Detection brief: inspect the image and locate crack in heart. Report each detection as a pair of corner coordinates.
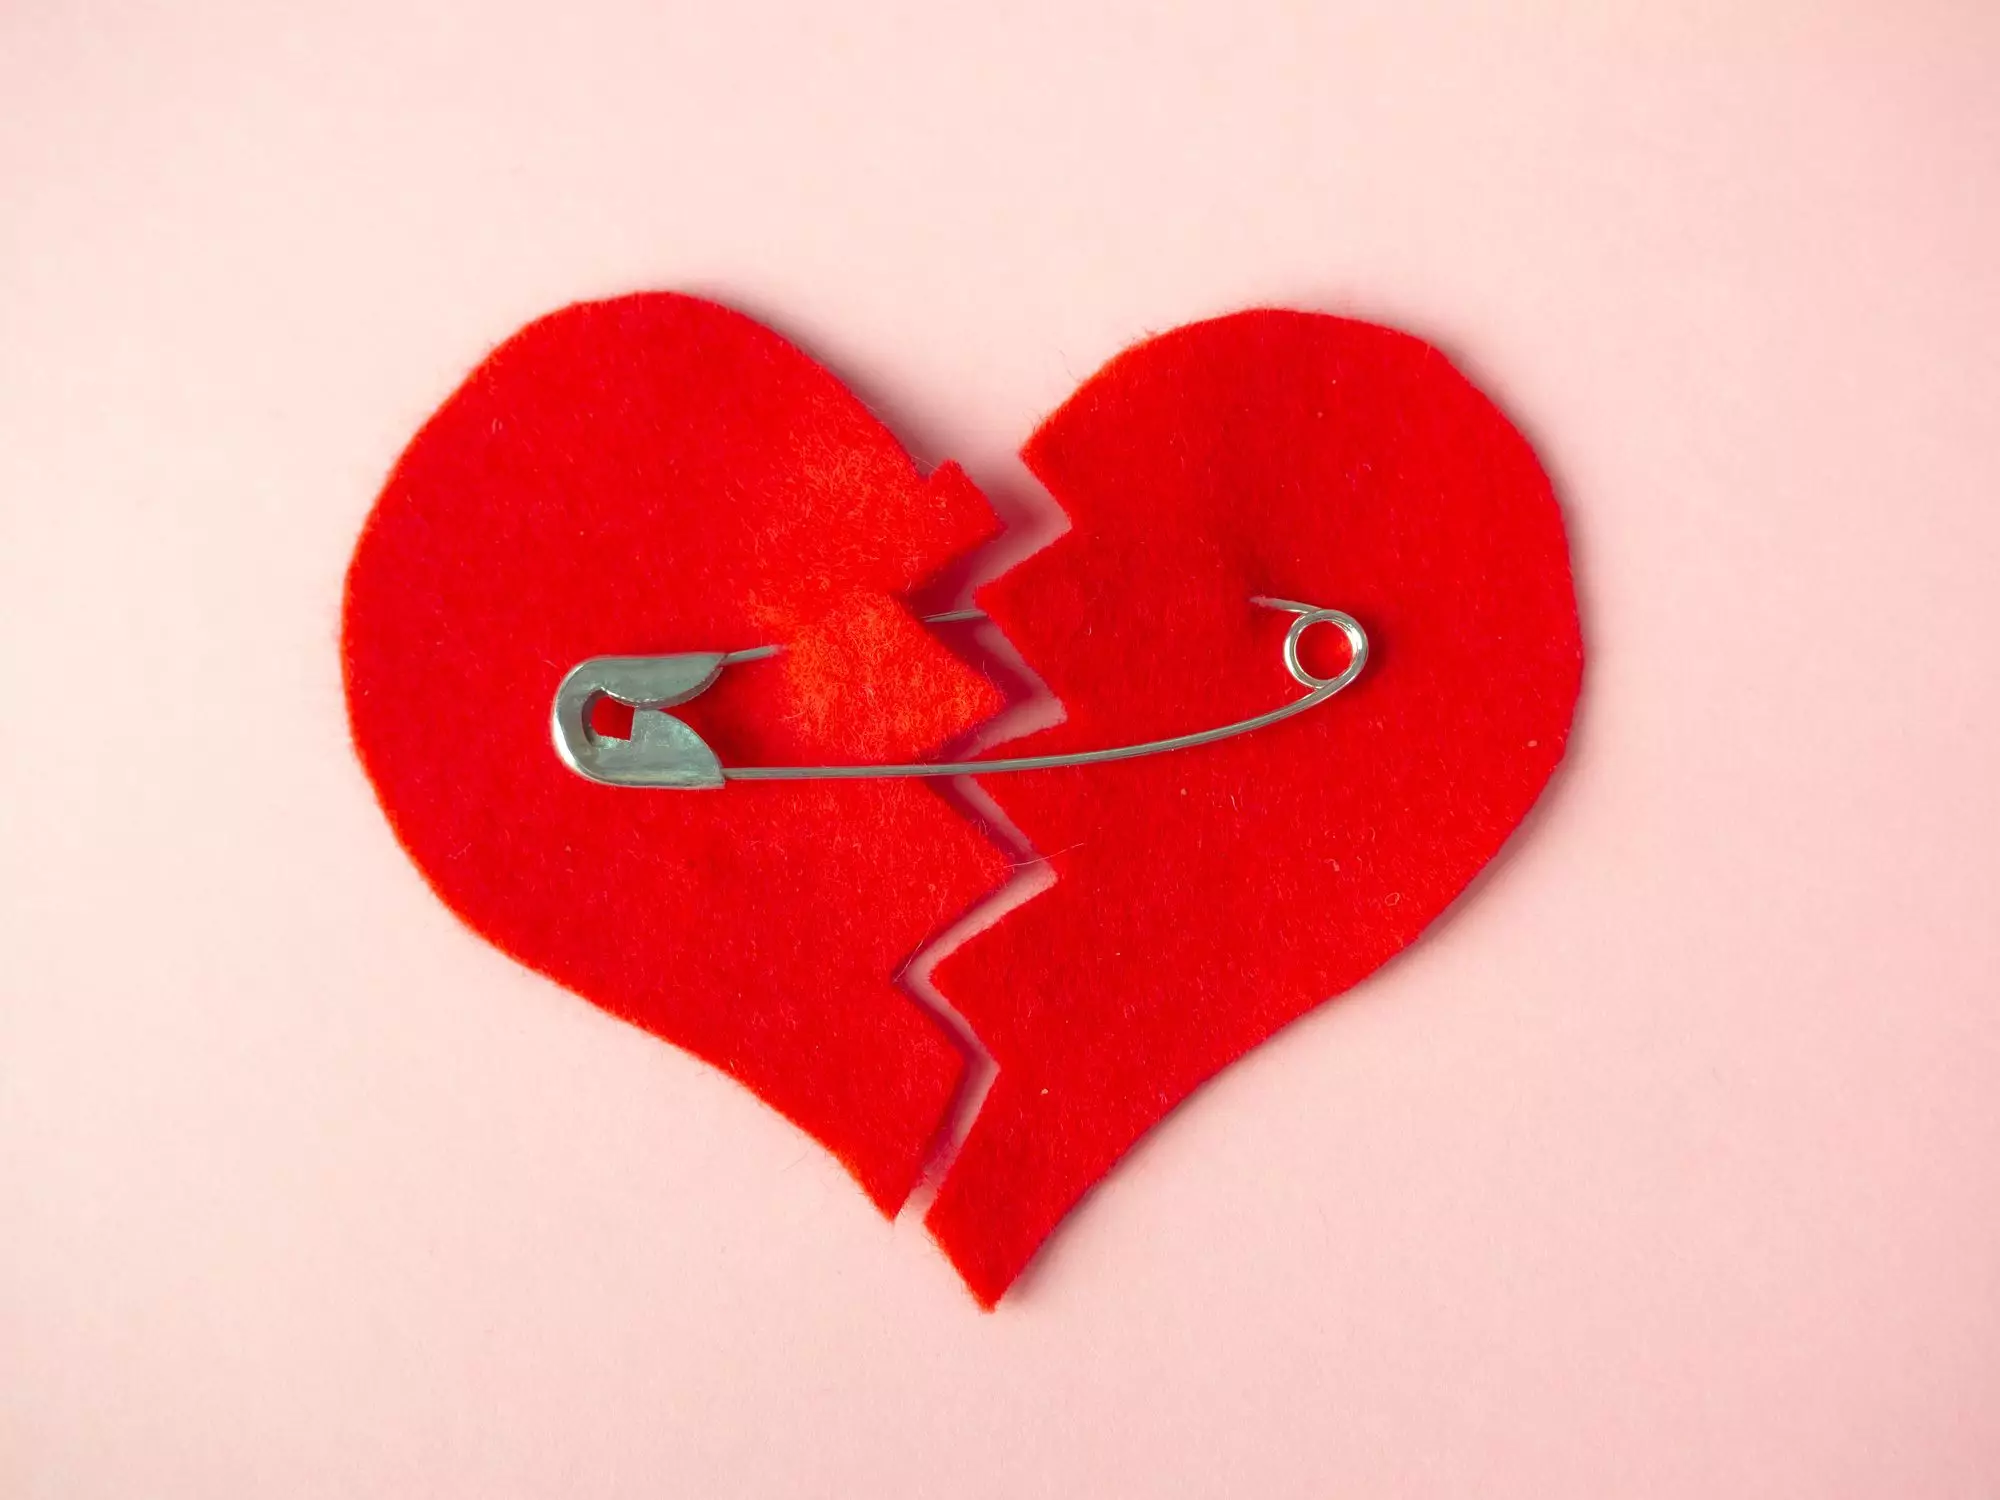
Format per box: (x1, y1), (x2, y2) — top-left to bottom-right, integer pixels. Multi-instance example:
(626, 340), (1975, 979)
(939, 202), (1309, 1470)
(882, 463), (1077, 1198)
(897, 784), (1056, 1189)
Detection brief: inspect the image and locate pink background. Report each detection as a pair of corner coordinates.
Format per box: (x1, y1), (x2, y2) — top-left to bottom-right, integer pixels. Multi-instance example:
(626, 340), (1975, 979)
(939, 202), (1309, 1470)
(5, 3), (1999, 1495)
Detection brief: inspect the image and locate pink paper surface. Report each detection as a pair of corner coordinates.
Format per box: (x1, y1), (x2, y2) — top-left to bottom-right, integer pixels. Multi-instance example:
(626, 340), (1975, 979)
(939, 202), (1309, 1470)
(4, 4), (1998, 1495)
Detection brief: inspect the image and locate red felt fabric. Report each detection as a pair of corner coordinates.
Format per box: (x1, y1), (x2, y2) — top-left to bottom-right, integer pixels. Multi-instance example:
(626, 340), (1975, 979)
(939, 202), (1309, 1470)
(928, 310), (1583, 1304)
(345, 295), (1580, 1306)
(343, 293), (1010, 1214)
(779, 587), (1002, 759)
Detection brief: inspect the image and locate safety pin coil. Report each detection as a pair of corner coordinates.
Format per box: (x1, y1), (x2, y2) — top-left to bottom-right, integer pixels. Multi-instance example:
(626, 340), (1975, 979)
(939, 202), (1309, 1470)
(552, 597), (1366, 790)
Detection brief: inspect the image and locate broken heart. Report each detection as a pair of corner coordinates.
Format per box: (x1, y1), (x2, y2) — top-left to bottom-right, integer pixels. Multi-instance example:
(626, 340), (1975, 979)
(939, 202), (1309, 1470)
(342, 294), (1581, 1306)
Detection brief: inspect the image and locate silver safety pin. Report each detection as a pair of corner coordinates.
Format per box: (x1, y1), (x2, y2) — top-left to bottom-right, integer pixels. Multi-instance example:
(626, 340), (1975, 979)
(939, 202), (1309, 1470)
(551, 597), (1367, 789)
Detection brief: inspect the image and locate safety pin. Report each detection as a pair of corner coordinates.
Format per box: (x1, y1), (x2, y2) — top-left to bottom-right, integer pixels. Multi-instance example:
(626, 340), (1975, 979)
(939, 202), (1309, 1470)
(551, 597), (1367, 789)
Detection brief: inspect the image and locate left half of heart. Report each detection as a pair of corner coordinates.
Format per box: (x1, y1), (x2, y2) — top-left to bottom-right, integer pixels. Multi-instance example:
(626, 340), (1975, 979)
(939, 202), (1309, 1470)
(342, 293), (1010, 1214)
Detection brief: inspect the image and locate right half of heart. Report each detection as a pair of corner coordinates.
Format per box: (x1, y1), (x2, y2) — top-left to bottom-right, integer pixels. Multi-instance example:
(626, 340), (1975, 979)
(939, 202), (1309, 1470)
(931, 309), (1583, 1305)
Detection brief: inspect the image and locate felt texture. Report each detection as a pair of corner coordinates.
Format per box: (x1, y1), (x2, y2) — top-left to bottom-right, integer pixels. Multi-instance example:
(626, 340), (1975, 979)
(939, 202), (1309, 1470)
(345, 295), (1581, 1306)
(928, 310), (1583, 1304)
(343, 293), (1010, 1214)
(778, 589), (1003, 760)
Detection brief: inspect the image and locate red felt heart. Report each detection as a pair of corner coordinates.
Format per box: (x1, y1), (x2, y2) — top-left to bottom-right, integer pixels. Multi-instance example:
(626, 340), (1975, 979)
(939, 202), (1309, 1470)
(343, 295), (1581, 1307)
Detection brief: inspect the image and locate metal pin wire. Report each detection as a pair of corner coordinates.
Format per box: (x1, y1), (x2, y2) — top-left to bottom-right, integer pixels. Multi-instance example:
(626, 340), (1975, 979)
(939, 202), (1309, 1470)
(720, 598), (1365, 781)
(550, 597), (1367, 789)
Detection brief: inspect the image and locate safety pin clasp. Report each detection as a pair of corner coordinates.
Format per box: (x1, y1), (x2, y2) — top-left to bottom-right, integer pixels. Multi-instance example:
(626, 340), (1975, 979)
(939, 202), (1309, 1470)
(551, 653), (730, 789)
